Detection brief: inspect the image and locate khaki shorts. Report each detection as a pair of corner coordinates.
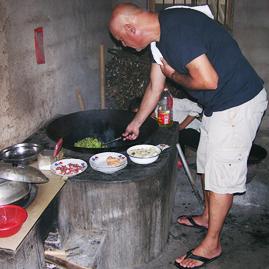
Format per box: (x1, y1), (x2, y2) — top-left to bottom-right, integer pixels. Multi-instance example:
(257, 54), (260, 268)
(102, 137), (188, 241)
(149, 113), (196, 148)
(197, 89), (268, 194)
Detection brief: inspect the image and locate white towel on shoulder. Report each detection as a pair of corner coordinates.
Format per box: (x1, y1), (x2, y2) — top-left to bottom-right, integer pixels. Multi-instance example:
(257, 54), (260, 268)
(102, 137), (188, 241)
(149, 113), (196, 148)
(165, 5), (214, 19)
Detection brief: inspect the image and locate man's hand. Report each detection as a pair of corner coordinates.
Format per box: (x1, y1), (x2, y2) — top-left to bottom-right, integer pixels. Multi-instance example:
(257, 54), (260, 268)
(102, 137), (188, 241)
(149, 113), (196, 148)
(159, 54), (218, 90)
(122, 120), (140, 140)
(160, 58), (175, 79)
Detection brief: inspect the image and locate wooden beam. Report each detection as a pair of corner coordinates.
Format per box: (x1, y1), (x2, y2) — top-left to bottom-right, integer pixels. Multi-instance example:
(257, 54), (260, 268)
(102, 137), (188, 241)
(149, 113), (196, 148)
(99, 44), (106, 109)
(147, 0), (155, 11)
(45, 250), (93, 269)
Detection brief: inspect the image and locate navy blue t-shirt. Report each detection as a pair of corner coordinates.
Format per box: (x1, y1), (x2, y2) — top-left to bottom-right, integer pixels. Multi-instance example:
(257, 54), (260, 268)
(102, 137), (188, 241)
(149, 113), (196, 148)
(154, 8), (263, 116)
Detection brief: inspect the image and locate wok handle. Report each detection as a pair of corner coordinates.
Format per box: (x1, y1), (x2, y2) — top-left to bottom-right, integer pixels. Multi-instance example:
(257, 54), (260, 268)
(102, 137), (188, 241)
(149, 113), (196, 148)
(53, 138), (63, 158)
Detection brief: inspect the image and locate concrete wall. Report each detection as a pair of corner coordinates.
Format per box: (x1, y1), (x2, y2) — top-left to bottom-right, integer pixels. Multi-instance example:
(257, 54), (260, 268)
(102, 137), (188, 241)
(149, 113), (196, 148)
(0, 0), (113, 149)
(233, 0), (269, 129)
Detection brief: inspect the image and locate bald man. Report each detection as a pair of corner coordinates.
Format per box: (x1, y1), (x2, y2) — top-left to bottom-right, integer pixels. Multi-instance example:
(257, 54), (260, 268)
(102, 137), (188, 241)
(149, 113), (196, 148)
(109, 3), (268, 269)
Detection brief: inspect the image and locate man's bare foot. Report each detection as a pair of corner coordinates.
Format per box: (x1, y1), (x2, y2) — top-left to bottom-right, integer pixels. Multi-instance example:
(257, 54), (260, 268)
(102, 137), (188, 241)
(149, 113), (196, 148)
(177, 215), (208, 230)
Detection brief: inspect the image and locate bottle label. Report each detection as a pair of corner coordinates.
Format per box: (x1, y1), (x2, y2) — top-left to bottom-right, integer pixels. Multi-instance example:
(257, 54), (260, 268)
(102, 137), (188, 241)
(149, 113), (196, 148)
(158, 110), (171, 125)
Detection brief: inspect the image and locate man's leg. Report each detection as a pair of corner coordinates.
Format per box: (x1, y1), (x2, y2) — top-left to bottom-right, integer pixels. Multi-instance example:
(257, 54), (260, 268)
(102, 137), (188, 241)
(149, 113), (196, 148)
(177, 114), (208, 228)
(177, 174), (209, 228)
(176, 191), (233, 268)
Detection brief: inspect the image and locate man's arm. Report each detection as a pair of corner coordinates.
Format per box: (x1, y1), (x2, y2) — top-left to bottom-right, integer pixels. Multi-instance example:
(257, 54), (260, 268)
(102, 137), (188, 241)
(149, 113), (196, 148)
(160, 54), (219, 90)
(123, 63), (166, 140)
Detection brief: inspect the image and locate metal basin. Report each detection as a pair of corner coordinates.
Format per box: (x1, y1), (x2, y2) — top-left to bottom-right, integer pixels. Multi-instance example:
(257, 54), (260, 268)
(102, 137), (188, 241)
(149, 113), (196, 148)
(0, 143), (43, 165)
(0, 178), (31, 205)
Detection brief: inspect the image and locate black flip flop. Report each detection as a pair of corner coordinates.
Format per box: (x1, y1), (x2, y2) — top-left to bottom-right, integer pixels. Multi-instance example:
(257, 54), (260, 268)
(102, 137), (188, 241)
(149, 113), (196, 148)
(177, 215), (207, 230)
(174, 249), (222, 269)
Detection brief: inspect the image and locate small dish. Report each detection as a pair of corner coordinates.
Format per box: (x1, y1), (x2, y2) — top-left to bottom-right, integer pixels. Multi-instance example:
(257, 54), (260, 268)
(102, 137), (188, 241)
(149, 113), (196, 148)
(51, 159), (88, 177)
(127, 144), (161, 165)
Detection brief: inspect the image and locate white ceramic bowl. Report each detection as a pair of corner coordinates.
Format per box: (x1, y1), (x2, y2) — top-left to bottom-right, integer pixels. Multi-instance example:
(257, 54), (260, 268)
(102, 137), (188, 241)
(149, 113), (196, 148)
(89, 152), (127, 174)
(127, 144), (161, 165)
(91, 162), (127, 174)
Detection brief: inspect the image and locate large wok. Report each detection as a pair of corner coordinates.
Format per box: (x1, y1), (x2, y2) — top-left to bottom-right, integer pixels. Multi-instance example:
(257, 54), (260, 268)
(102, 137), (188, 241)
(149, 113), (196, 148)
(46, 109), (158, 154)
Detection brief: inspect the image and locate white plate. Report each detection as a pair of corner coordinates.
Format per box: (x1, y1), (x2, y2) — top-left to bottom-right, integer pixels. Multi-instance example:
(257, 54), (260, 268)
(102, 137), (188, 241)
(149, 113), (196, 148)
(89, 152), (127, 169)
(51, 158), (88, 176)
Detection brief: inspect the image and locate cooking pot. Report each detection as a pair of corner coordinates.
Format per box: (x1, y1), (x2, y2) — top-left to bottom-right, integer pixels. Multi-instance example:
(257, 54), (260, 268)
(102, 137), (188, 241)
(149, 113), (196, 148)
(46, 109), (158, 154)
(0, 178), (31, 206)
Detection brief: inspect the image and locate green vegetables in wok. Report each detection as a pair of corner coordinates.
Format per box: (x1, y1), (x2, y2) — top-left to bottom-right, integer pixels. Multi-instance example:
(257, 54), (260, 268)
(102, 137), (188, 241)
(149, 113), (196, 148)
(74, 137), (104, 148)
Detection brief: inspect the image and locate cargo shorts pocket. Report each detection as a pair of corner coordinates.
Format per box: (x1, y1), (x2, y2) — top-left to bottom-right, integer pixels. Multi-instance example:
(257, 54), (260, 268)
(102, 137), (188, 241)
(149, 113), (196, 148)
(205, 149), (248, 192)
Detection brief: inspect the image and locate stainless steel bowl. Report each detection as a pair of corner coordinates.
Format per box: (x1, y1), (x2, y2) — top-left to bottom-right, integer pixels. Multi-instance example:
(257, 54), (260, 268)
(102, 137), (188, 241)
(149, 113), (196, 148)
(0, 178), (31, 205)
(0, 143), (43, 165)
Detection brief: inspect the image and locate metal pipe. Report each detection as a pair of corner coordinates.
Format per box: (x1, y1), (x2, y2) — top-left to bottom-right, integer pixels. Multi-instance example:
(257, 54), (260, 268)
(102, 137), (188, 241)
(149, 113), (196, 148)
(176, 143), (203, 207)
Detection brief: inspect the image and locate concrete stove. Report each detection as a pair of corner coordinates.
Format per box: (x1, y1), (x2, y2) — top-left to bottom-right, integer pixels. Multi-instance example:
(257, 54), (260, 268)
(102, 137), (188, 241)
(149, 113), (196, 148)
(24, 122), (178, 269)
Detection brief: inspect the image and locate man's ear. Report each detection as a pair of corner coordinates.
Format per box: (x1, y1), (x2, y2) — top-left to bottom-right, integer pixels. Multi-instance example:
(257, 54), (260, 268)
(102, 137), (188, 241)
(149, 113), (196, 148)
(124, 24), (136, 35)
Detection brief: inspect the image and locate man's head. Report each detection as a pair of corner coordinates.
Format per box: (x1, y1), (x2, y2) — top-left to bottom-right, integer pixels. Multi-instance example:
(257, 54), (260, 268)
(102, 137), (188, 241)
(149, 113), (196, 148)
(109, 3), (159, 52)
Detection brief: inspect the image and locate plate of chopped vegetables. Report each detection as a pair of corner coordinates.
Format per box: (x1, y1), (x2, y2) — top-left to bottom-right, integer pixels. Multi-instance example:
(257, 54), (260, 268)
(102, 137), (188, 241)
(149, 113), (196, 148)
(50, 158), (88, 177)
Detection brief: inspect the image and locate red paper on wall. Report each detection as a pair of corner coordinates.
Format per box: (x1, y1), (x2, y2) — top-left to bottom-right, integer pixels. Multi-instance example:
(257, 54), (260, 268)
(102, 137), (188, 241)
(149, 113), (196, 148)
(34, 27), (45, 64)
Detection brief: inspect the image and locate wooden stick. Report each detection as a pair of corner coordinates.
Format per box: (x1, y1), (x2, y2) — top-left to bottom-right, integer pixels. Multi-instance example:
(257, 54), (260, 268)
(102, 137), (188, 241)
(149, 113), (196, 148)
(45, 254), (92, 269)
(45, 249), (67, 259)
(75, 88), (85, 111)
(99, 44), (105, 109)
